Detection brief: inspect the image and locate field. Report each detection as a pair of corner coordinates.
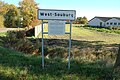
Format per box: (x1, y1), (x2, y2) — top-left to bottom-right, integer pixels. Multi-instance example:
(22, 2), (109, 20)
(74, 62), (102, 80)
(0, 25), (120, 80)
(42, 24), (120, 44)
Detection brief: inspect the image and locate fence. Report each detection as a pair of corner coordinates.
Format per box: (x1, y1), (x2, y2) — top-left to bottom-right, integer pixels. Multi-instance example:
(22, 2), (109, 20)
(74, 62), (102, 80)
(0, 28), (24, 33)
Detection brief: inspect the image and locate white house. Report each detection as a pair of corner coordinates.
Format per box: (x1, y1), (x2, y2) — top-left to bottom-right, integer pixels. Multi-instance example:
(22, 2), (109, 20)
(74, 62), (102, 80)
(88, 17), (120, 27)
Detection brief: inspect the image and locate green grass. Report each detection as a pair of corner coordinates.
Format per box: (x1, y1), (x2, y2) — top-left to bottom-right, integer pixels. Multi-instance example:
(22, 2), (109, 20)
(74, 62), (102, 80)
(0, 32), (6, 37)
(40, 24), (120, 44)
(0, 46), (116, 80)
(73, 27), (120, 44)
(0, 25), (120, 80)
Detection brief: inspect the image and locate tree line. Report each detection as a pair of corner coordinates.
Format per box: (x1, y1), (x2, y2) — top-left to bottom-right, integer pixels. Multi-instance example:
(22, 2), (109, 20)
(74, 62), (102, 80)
(0, 0), (88, 28)
(0, 0), (40, 28)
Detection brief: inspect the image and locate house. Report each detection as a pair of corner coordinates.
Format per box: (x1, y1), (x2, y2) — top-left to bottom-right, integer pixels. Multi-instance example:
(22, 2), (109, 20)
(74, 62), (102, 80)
(88, 17), (120, 27)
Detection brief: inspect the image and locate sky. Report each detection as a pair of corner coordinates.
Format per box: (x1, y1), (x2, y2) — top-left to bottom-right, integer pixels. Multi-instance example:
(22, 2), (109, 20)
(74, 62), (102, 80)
(1, 0), (120, 20)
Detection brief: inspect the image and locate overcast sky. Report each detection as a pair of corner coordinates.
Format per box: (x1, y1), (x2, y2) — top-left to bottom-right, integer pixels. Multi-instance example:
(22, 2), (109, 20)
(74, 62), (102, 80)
(2, 0), (120, 20)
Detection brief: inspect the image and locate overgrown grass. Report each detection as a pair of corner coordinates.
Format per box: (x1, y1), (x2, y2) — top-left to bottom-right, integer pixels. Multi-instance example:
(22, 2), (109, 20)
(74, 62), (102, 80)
(0, 46), (118, 80)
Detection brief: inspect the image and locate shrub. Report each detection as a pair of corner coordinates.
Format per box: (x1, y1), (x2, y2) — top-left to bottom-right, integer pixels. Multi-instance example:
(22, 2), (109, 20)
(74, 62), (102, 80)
(108, 26), (113, 30)
(4, 30), (36, 54)
(81, 26), (120, 34)
(43, 46), (68, 58)
(114, 30), (120, 34)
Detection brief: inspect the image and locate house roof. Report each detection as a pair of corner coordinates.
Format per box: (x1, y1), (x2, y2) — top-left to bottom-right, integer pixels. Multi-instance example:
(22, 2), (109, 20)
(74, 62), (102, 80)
(113, 17), (120, 21)
(95, 17), (112, 22)
(89, 16), (120, 22)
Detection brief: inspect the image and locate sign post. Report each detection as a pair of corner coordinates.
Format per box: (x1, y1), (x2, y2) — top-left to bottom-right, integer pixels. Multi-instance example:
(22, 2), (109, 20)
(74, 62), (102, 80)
(68, 21), (72, 69)
(38, 9), (76, 69)
(41, 20), (44, 69)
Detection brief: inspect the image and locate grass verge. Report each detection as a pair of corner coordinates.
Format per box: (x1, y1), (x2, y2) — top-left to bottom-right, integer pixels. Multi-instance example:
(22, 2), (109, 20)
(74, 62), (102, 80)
(0, 46), (117, 80)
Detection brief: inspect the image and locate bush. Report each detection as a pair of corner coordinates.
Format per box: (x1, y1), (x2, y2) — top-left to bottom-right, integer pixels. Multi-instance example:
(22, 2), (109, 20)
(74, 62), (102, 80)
(81, 26), (120, 34)
(4, 30), (37, 54)
(108, 26), (113, 30)
(114, 30), (120, 34)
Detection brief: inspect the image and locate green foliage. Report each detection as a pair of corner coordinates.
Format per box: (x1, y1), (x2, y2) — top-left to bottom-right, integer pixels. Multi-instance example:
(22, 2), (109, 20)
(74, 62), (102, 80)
(0, 1), (21, 28)
(113, 30), (120, 34)
(0, 1), (10, 15)
(82, 16), (88, 24)
(44, 46), (68, 58)
(4, 5), (20, 28)
(19, 0), (39, 27)
(4, 31), (35, 54)
(0, 26), (120, 79)
(73, 16), (88, 24)
(0, 47), (119, 80)
(0, 15), (4, 28)
(0, 32), (6, 37)
(0, 0), (40, 28)
(108, 26), (113, 30)
(0, 1), (9, 27)
(81, 26), (120, 34)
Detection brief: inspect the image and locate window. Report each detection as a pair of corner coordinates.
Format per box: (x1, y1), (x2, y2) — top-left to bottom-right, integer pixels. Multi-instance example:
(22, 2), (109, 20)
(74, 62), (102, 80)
(118, 23), (120, 25)
(110, 22), (113, 25)
(100, 22), (102, 26)
(107, 22), (109, 25)
(114, 23), (117, 25)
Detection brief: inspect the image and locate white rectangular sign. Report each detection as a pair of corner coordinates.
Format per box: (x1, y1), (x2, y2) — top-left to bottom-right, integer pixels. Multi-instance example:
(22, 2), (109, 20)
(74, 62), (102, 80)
(38, 9), (76, 20)
(48, 20), (65, 35)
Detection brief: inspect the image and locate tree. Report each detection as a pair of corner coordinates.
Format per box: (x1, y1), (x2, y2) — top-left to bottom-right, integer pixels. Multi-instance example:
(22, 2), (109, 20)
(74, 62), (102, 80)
(4, 5), (20, 28)
(0, 1), (9, 27)
(73, 17), (88, 24)
(19, 0), (39, 27)
(0, 1), (21, 28)
(0, 15), (4, 28)
(77, 17), (82, 24)
(81, 16), (88, 24)
(0, 1), (14, 15)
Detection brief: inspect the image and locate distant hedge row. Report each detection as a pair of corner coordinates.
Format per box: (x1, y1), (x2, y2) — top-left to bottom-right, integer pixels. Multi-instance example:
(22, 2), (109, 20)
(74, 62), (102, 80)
(75, 26), (120, 34)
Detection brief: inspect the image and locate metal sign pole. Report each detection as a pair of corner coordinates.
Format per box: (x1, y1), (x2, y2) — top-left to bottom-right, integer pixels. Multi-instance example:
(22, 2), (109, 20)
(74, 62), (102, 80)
(68, 21), (72, 69)
(42, 20), (44, 69)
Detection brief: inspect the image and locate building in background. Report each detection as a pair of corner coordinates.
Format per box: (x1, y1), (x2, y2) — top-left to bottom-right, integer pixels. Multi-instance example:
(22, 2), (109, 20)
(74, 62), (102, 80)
(88, 17), (120, 27)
